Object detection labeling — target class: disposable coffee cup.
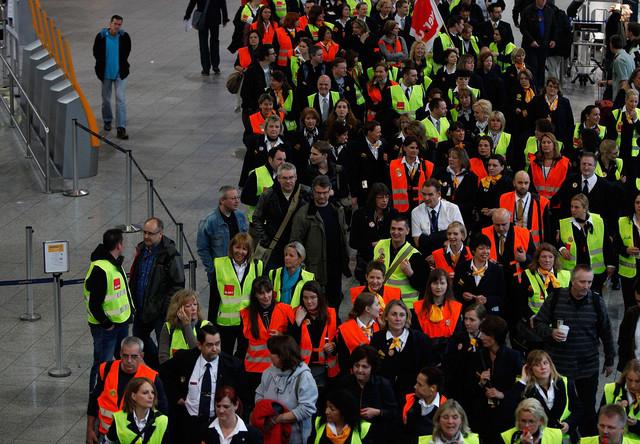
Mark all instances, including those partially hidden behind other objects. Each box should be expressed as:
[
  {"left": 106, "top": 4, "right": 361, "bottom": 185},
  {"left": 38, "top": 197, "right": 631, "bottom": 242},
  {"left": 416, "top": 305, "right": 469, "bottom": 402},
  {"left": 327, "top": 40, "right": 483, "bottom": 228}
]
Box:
[{"left": 558, "top": 324, "right": 570, "bottom": 341}]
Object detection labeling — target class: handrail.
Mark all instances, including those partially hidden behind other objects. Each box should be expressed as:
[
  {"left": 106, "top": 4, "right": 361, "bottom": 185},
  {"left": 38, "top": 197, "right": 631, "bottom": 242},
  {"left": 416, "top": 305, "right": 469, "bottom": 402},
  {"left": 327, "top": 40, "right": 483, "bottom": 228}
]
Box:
[{"left": 73, "top": 121, "right": 197, "bottom": 262}]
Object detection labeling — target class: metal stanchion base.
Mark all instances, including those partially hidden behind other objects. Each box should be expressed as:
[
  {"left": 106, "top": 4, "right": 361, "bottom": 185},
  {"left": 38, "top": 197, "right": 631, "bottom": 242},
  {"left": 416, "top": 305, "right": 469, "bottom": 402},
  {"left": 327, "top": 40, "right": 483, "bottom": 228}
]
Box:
[
  {"left": 63, "top": 189, "right": 89, "bottom": 197},
  {"left": 48, "top": 367, "right": 71, "bottom": 377},
  {"left": 20, "top": 312, "right": 41, "bottom": 321},
  {"left": 117, "top": 224, "right": 141, "bottom": 233}
]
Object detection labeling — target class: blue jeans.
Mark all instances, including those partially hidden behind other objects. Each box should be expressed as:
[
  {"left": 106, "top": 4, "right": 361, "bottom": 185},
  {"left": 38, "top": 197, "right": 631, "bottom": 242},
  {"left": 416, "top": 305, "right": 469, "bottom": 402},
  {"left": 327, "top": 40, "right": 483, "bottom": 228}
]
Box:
[
  {"left": 89, "top": 323, "right": 129, "bottom": 391},
  {"left": 101, "top": 76, "right": 127, "bottom": 128}
]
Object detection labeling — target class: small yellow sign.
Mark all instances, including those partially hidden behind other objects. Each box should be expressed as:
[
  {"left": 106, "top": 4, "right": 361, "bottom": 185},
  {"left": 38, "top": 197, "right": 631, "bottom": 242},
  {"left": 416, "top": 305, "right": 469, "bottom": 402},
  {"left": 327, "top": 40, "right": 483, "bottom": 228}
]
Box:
[{"left": 48, "top": 244, "right": 64, "bottom": 253}]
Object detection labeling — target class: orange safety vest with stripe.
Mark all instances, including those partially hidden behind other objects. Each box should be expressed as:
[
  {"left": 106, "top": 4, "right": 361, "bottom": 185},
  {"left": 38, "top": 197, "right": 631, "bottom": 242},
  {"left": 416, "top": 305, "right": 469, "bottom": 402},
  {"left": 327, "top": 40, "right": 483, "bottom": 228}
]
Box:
[
  {"left": 529, "top": 157, "right": 570, "bottom": 201},
  {"left": 412, "top": 299, "right": 461, "bottom": 338},
  {"left": 299, "top": 307, "right": 339, "bottom": 377},
  {"left": 238, "top": 47, "right": 253, "bottom": 69},
  {"left": 240, "top": 303, "right": 293, "bottom": 372},
  {"left": 337, "top": 318, "right": 380, "bottom": 353},
  {"left": 469, "top": 158, "right": 488, "bottom": 183},
  {"left": 249, "top": 110, "right": 285, "bottom": 135},
  {"left": 250, "top": 21, "right": 277, "bottom": 44},
  {"left": 349, "top": 285, "right": 401, "bottom": 305},
  {"left": 378, "top": 37, "right": 404, "bottom": 67},
  {"left": 389, "top": 158, "right": 434, "bottom": 213},
  {"left": 432, "top": 246, "right": 472, "bottom": 278},
  {"left": 275, "top": 28, "right": 294, "bottom": 67},
  {"left": 499, "top": 191, "right": 550, "bottom": 247},
  {"left": 97, "top": 360, "right": 158, "bottom": 435},
  {"left": 402, "top": 393, "right": 447, "bottom": 424},
  {"left": 317, "top": 41, "right": 340, "bottom": 63},
  {"left": 481, "top": 225, "right": 531, "bottom": 283}
]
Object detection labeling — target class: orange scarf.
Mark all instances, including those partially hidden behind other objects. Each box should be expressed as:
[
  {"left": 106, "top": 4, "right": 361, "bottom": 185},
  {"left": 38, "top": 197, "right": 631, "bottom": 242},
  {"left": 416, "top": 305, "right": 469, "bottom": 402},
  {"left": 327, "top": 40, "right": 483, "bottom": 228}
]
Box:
[
  {"left": 326, "top": 424, "right": 352, "bottom": 444},
  {"left": 524, "top": 88, "right": 535, "bottom": 103},
  {"left": 480, "top": 174, "right": 502, "bottom": 189},
  {"left": 545, "top": 95, "right": 558, "bottom": 111},
  {"left": 538, "top": 268, "right": 561, "bottom": 289},
  {"left": 429, "top": 304, "right": 444, "bottom": 323}
]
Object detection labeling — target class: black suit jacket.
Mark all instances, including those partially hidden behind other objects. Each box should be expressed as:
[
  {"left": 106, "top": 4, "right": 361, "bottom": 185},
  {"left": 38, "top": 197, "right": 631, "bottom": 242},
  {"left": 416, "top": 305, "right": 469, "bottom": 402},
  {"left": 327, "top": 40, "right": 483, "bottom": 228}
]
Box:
[
  {"left": 185, "top": 0, "right": 229, "bottom": 25},
  {"left": 453, "top": 259, "right": 506, "bottom": 316},
  {"left": 348, "top": 137, "right": 391, "bottom": 204},
  {"left": 529, "top": 94, "right": 574, "bottom": 150},
  {"left": 520, "top": 3, "right": 557, "bottom": 47},
  {"left": 551, "top": 174, "right": 614, "bottom": 227},
  {"left": 478, "top": 20, "right": 514, "bottom": 47},
  {"left": 161, "top": 348, "right": 248, "bottom": 415},
  {"left": 617, "top": 306, "right": 640, "bottom": 371}
]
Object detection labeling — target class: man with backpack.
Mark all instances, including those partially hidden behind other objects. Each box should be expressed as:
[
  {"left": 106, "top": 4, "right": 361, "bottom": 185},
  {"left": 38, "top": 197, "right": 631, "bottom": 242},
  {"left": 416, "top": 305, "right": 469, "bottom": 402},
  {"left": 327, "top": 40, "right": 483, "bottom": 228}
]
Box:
[{"left": 534, "top": 264, "right": 615, "bottom": 438}]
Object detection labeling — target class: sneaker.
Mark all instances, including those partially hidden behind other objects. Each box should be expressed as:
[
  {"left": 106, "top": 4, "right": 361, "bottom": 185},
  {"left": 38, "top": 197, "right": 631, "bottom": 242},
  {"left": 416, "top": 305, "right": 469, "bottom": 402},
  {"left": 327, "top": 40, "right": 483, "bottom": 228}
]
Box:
[
  {"left": 116, "top": 127, "right": 129, "bottom": 140},
  {"left": 104, "top": 122, "right": 112, "bottom": 131}
]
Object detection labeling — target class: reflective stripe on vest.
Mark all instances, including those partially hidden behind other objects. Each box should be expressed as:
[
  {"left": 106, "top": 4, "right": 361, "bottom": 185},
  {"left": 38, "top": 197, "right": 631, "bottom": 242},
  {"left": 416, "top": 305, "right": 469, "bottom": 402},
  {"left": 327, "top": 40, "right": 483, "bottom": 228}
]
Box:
[
  {"left": 113, "top": 410, "right": 168, "bottom": 444},
  {"left": 83, "top": 260, "right": 132, "bottom": 325},
  {"left": 374, "top": 239, "right": 419, "bottom": 308},
  {"left": 164, "top": 320, "right": 210, "bottom": 359},
  {"left": 276, "top": 28, "right": 293, "bottom": 65},
  {"left": 558, "top": 213, "right": 606, "bottom": 273},
  {"left": 618, "top": 217, "right": 638, "bottom": 278},
  {"left": 246, "top": 165, "right": 274, "bottom": 221},
  {"left": 412, "top": 299, "right": 462, "bottom": 338},
  {"left": 97, "top": 361, "right": 158, "bottom": 434},
  {"left": 389, "top": 84, "right": 424, "bottom": 119},
  {"left": 595, "top": 158, "right": 623, "bottom": 180},
  {"left": 613, "top": 108, "right": 640, "bottom": 157},
  {"left": 270, "top": 267, "right": 315, "bottom": 307},
  {"left": 499, "top": 191, "right": 548, "bottom": 246},
  {"left": 524, "top": 269, "right": 570, "bottom": 314},
  {"left": 238, "top": 47, "right": 252, "bottom": 69},
  {"left": 215, "top": 257, "right": 263, "bottom": 326},
  {"left": 389, "top": 158, "right": 432, "bottom": 212},
  {"left": 240, "top": 303, "right": 292, "bottom": 372},
  {"left": 273, "top": 0, "right": 287, "bottom": 18},
  {"left": 529, "top": 157, "right": 570, "bottom": 200},
  {"left": 299, "top": 308, "right": 339, "bottom": 377},
  {"left": 481, "top": 225, "right": 530, "bottom": 282}
]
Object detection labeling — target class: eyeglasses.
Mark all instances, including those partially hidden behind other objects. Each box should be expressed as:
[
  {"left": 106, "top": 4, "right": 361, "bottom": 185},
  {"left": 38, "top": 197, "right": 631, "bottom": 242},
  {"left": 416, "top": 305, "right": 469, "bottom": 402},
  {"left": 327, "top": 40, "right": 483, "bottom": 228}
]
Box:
[
  {"left": 143, "top": 230, "right": 161, "bottom": 236},
  {"left": 121, "top": 353, "right": 141, "bottom": 361}
]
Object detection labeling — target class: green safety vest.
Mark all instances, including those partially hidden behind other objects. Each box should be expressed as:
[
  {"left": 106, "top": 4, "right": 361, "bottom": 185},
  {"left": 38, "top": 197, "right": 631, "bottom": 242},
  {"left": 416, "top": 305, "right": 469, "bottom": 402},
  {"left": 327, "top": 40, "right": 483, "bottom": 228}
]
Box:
[
  {"left": 307, "top": 22, "right": 334, "bottom": 41},
  {"left": 308, "top": 91, "right": 341, "bottom": 108},
  {"left": 501, "top": 427, "right": 563, "bottom": 444},
  {"left": 283, "top": 90, "right": 297, "bottom": 131},
  {"left": 214, "top": 257, "right": 263, "bottom": 326},
  {"left": 420, "top": 433, "right": 480, "bottom": 444},
  {"left": 489, "top": 42, "right": 517, "bottom": 72},
  {"left": 112, "top": 410, "right": 168, "bottom": 444},
  {"left": 421, "top": 115, "right": 450, "bottom": 143},
  {"left": 447, "top": 87, "right": 480, "bottom": 107},
  {"left": 603, "top": 383, "right": 640, "bottom": 440},
  {"left": 247, "top": 165, "right": 274, "bottom": 222},
  {"left": 390, "top": 84, "right": 424, "bottom": 119},
  {"left": 163, "top": 319, "right": 210, "bottom": 359},
  {"left": 581, "top": 437, "right": 640, "bottom": 444},
  {"left": 346, "top": 0, "right": 371, "bottom": 15},
  {"left": 595, "top": 158, "right": 623, "bottom": 180},
  {"left": 524, "top": 137, "right": 564, "bottom": 168},
  {"left": 612, "top": 108, "right": 640, "bottom": 157},
  {"left": 618, "top": 217, "right": 639, "bottom": 278},
  {"left": 432, "top": 33, "right": 455, "bottom": 72},
  {"left": 291, "top": 56, "right": 301, "bottom": 86},
  {"left": 494, "top": 132, "right": 511, "bottom": 157},
  {"left": 374, "top": 239, "right": 419, "bottom": 308},
  {"left": 462, "top": 36, "right": 481, "bottom": 57},
  {"left": 524, "top": 269, "right": 571, "bottom": 314},
  {"left": 573, "top": 123, "right": 606, "bottom": 149},
  {"left": 558, "top": 214, "right": 606, "bottom": 273},
  {"left": 269, "top": 267, "right": 315, "bottom": 307},
  {"left": 84, "top": 259, "right": 133, "bottom": 325},
  {"left": 314, "top": 418, "right": 371, "bottom": 444},
  {"left": 366, "top": 66, "right": 399, "bottom": 82},
  {"left": 272, "top": 0, "right": 287, "bottom": 18}
]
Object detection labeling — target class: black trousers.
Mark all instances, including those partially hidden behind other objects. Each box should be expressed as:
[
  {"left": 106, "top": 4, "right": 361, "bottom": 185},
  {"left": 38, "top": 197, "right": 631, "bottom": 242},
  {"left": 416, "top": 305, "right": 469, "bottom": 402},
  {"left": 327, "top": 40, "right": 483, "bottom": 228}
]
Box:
[
  {"left": 527, "top": 46, "right": 548, "bottom": 89},
  {"left": 621, "top": 275, "right": 638, "bottom": 312},
  {"left": 218, "top": 324, "right": 242, "bottom": 356},
  {"left": 574, "top": 373, "right": 599, "bottom": 437},
  {"left": 198, "top": 23, "right": 220, "bottom": 72},
  {"left": 176, "top": 409, "right": 211, "bottom": 444}
]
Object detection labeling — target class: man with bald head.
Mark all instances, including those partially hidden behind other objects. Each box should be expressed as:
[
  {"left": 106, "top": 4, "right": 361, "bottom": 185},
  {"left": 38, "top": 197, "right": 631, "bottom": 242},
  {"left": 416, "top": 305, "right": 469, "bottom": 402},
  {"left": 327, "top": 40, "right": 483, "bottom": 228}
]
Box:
[
  {"left": 499, "top": 170, "right": 551, "bottom": 247},
  {"left": 482, "top": 207, "right": 536, "bottom": 326},
  {"left": 307, "top": 74, "right": 340, "bottom": 125}
]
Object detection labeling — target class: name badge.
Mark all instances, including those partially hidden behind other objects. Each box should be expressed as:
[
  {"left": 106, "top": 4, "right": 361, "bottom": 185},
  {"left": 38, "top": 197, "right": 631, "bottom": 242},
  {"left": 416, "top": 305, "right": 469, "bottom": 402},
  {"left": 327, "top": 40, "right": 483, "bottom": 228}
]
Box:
[
  {"left": 224, "top": 285, "right": 234, "bottom": 296},
  {"left": 113, "top": 278, "right": 121, "bottom": 290},
  {"left": 362, "top": 180, "right": 368, "bottom": 189},
  {"left": 397, "top": 101, "right": 405, "bottom": 110}
]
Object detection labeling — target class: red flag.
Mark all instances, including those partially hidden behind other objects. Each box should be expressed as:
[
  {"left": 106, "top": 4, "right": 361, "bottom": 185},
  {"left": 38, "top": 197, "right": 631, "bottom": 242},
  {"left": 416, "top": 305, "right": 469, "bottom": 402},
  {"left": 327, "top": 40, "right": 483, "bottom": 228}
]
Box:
[{"left": 410, "top": 0, "right": 445, "bottom": 51}]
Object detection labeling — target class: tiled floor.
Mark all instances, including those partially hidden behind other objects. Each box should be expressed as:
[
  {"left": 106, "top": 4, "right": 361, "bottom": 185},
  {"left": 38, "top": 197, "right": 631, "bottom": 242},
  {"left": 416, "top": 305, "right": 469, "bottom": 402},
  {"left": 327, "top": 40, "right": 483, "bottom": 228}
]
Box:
[{"left": 0, "top": 0, "right": 618, "bottom": 442}]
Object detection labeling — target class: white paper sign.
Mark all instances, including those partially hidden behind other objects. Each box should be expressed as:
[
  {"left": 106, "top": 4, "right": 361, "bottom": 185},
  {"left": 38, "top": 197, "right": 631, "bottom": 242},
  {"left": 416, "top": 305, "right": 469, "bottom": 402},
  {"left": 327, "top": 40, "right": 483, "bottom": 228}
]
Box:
[{"left": 43, "top": 240, "right": 69, "bottom": 273}]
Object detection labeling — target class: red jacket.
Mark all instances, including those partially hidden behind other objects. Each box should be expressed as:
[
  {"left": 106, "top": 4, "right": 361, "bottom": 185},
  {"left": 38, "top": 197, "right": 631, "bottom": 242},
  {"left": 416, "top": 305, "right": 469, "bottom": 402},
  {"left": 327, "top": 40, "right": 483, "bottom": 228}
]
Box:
[{"left": 251, "top": 400, "right": 292, "bottom": 444}]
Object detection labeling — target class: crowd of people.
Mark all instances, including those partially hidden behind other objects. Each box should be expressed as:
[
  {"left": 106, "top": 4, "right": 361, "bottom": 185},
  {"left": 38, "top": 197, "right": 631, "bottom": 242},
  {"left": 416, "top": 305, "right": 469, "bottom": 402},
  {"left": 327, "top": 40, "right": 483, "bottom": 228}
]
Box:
[{"left": 83, "top": 0, "right": 640, "bottom": 442}]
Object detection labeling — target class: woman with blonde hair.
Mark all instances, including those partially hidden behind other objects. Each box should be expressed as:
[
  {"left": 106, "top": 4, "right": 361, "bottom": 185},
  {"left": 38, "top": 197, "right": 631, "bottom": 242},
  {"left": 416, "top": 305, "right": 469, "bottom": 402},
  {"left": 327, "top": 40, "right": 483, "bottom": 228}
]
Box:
[
  {"left": 158, "top": 289, "right": 210, "bottom": 364},
  {"left": 501, "top": 398, "right": 563, "bottom": 444},
  {"left": 514, "top": 350, "right": 581, "bottom": 441},
  {"left": 418, "top": 399, "right": 479, "bottom": 444},
  {"left": 409, "top": 40, "right": 435, "bottom": 90}
]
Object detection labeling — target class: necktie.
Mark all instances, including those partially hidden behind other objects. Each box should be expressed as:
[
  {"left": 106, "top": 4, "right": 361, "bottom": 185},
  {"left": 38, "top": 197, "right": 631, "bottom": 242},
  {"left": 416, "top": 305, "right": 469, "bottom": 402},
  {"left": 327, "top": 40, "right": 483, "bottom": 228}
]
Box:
[
  {"left": 582, "top": 179, "right": 589, "bottom": 194},
  {"left": 435, "top": 119, "right": 440, "bottom": 132},
  {"left": 321, "top": 97, "right": 329, "bottom": 122},
  {"left": 516, "top": 199, "right": 524, "bottom": 226},
  {"left": 405, "top": 87, "right": 411, "bottom": 100},
  {"left": 199, "top": 363, "right": 212, "bottom": 417},
  {"left": 389, "top": 337, "right": 402, "bottom": 352},
  {"left": 498, "top": 235, "right": 505, "bottom": 256},
  {"left": 430, "top": 209, "right": 438, "bottom": 232}
]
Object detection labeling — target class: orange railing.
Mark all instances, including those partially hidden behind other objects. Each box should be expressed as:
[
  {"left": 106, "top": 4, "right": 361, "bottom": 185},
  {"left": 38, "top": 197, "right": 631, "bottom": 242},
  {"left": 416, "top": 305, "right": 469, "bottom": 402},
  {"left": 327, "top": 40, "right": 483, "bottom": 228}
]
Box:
[{"left": 27, "top": 0, "right": 99, "bottom": 147}]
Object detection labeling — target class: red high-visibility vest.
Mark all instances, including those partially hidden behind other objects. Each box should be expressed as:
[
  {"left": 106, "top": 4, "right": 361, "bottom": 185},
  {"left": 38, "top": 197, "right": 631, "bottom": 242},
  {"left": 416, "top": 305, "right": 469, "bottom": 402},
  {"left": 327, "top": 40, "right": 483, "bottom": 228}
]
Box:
[
  {"left": 469, "top": 158, "right": 488, "bottom": 183},
  {"left": 240, "top": 303, "right": 293, "bottom": 372},
  {"left": 337, "top": 318, "right": 379, "bottom": 353},
  {"left": 389, "top": 158, "right": 434, "bottom": 213},
  {"left": 432, "top": 246, "right": 472, "bottom": 277},
  {"left": 412, "top": 299, "right": 462, "bottom": 338},
  {"left": 275, "top": 28, "right": 294, "bottom": 67},
  {"left": 298, "top": 307, "right": 339, "bottom": 377},
  {"left": 529, "top": 157, "right": 570, "bottom": 200},
  {"left": 378, "top": 37, "right": 403, "bottom": 67},
  {"left": 499, "top": 191, "right": 550, "bottom": 247},
  {"left": 481, "top": 225, "right": 531, "bottom": 282},
  {"left": 249, "top": 111, "right": 285, "bottom": 134},
  {"left": 316, "top": 41, "right": 340, "bottom": 63},
  {"left": 349, "top": 285, "right": 401, "bottom": 304},
  {"left": 238, "top": 47, "right": 253, "bottom": 69}
]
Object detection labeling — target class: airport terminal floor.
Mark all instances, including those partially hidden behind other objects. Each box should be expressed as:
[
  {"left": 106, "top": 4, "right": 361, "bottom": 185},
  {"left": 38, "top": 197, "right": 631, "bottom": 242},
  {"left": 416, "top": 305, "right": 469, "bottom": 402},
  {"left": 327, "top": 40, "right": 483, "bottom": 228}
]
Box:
[{"left": 0, "top": 0, "right": 622, "bottom": 442}]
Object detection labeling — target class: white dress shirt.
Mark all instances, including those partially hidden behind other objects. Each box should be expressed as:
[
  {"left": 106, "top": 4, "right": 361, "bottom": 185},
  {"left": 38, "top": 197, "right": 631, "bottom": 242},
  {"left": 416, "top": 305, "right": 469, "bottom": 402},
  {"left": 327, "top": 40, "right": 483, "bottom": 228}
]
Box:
[
  {"left": 471, "top": 260, "right": 488, "bottom": 286},
  {"left": 210, "top": 415, "right": 249, "bottom": 444},
  {"left": 419, "top": 392, "right": 441, "bottom": 416},
  {"left": 386, "top": 328, "right": 409, "bottom": 352},
  {"left": 233, "top": 260, "right": 248, "bottom": 283},
  {"left": 581, "top": 174, "right": 597, "bottom": 193},
  {"left": 411, "top": 199, "right": 464, "bottom": 237},
  {"left": 513, "top": 192, "right": 531, "bottom": 227},
  {"left": 186, "top": 354, "right": 219, "bottom": 417},
  {"left": 535, "top": 380, "right": 556, "bottom": 410}
]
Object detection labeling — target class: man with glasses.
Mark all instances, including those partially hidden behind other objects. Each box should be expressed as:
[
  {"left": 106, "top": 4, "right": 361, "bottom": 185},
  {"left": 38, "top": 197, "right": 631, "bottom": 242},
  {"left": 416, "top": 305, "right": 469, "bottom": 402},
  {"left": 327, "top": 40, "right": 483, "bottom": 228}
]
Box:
[
  {"left": 197, "top": 186, "right": 249, "bottom": 283},
  {"left": 129, "top": 217, "right": 185, "bottom": 369},
  {"left": 86, "top": 336, "right": 168, "bottom": 444}
]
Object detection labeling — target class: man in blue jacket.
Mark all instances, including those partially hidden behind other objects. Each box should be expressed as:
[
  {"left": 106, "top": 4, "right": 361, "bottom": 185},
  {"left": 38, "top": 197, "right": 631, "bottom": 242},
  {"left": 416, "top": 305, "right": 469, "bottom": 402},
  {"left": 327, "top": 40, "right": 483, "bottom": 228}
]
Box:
[{"left": 93, "top": 15, "right": 131, "bottom": 140}]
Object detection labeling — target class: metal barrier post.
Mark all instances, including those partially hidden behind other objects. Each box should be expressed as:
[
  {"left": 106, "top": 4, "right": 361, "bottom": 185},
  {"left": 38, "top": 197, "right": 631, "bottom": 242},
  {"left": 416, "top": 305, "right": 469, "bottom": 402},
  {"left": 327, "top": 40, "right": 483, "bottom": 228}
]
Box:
[
  {"left": 44, "top": 130, "right": 51, "bottom": 193},
  {"left": 48, "top": 273, "right": 71, "bottom": 377},
  {"left": 176, "top": 223, "right": 184, "bottom": 257},
  {"left": 117, "top": 150, "right": 140, "bottom": 233},
  {"left": 20, "top": 226, "right": 41, "bottom": 321},
  {"left": 63, "top": 119, "right": 89, "bottom": 197},
  {"left": 25, "top": 106, "right": 32, "bottom": 152},
  {"left": 189, "top": 260, "right": 197, "bottom": 291},
  {"left": 146, "top": 179, "right": 154, "bottom": 219},
  {"left": 8, "top": 71, "right": 14, "bottom": 127}
]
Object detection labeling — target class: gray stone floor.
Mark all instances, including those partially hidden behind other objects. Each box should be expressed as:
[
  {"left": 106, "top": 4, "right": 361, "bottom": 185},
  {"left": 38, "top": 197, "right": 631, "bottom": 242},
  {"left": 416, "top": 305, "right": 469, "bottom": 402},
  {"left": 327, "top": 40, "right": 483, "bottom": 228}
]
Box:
[{"left": 0, "top": 0, "right": 620, "bottom": 442}]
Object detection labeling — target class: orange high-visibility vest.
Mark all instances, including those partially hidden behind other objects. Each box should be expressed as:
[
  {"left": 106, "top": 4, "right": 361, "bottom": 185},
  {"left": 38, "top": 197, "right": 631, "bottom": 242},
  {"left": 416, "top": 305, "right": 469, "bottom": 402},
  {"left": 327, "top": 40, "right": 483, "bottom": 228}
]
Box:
[
  {"left": 317, "top": 41, "right": 340, "bottom": 63},
  {"left": 469, "top": 158, "right": 488, "bottom": 183},
  {"left": 97, "top": 360, "right": 158, "bottom": 435},
  {"left": 432, "top": 246, "right": 472, "bottom": 277},
  {"left": 337, "top": 318, "right": 379, "bottom": 353},
  {"left": 275, "top": 28, "right": 294, "bottom": 67},
  {"left": 412, "top": 299, "right": 462, "bottom": 338},
  {"left": 389, "top": 158, "right": 434, "bottom": 213},
  {"left": 250, "top": 20, "right": 277, "bottom": 44},
  {"left": 238, "top": 47, "right": 253, "bottom": 69},
  {"left": 499, "top": 192, "right": 550, "bottom": 247},
  {"left": 249, "top": 111, "right": 285, "bottom": 134},
  {"left": 349, "top": 285, "right": 401, "bottom": 304},
  {"left": 481, "top": 225, "right": 531, "bottom": 283},
  {"left": 240, "top": 303, "right": 293, "bottom": 372},
  {"left": 378, "top": 37, "right": 403, "bottom": 67},
  {"left": 529, "top": 157, "right": 570, "bottom": 200},
  {"left": 299, "top": 307, "right": 339, "bottom": 377}
]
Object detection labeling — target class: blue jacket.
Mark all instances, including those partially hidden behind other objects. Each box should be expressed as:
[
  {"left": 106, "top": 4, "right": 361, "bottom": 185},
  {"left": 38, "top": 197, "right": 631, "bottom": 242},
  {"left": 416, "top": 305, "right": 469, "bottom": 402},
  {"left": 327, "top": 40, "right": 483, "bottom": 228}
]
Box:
[{"left": 197, "top": 208, "right": 248, "bottom": 280}]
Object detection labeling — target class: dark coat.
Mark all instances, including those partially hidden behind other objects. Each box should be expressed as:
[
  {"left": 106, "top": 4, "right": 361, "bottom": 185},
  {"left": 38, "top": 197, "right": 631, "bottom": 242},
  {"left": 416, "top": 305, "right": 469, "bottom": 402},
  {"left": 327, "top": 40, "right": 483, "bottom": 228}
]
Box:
[
  {"left": 617, "top": 305, "right": 640, "bottom": 371},
  {"left": 93, "top": 29, "right": 131, "bottom": 81},
  {"left": 529, "top": 94, "right": 574, "bottom": 151},
  {"left": 184, "top": 0, "right": 229, "bottom": 25},
  {"left": 240, "top": 62, "right": 271, "bottom": 114},
  {"left": 433, "top": 168, "right": 478, "bottom": 225},
  {"left": 551, "top": 174, "right": 615, "bottom": 227},
  {"left": 203, "top": 422, "right": 263, "bottom": 443},
  {"left": 478, "top": 20, "right": 514, "bottom": 47},
  {"left": 520, "top": 3, "right": 557, "bottom": 48},
  {"left": 347, "top": 137, "right": 391, "bottom": 204},
  {"left": 453, "top": 258, "right": 506, "bottom": 316},
  {"left": 129, "top": 236, "right": 185, "bottom": 324}
]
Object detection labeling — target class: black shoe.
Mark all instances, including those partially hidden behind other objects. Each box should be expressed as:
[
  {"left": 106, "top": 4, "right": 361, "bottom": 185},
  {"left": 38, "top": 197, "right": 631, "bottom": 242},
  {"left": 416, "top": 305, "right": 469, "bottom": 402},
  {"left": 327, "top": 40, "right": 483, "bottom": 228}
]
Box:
[
  {"left": 213, "top": 68, "right": 221, "bottom": 75},
  {"left": 117, "top": 127, "right": 129, "bottom": 140},
  {"left": 104, "top": 122, "right": 112, "bottom": 131},
  {"left": 201, "top": 70, "right": 210, "bottom": 76}
]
